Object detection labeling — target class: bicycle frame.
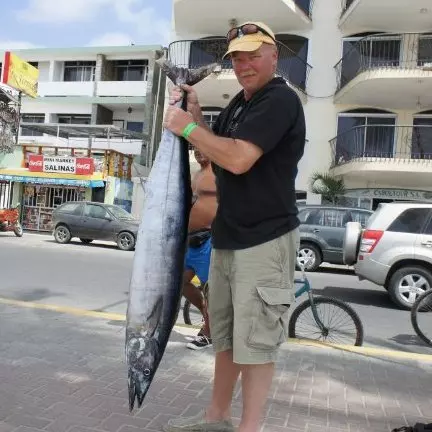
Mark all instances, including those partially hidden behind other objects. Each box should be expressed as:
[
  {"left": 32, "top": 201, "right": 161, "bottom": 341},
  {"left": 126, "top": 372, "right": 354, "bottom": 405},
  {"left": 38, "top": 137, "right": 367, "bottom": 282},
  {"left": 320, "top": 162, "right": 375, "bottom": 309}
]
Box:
[{"left": 295, "top": 259, "right": 327, "bottom": 333}]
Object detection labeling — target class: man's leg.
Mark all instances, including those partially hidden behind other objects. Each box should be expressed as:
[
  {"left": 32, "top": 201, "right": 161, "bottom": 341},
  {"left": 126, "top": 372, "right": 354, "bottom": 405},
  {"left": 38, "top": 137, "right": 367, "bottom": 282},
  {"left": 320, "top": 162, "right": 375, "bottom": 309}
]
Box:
[
  {"left": 183, "top": 269, "right": 205, "bottom": 313},
  {"left": 232, "top": 229, "right": 299, "bottom": 432},
  {"left": 164, "top": 248, "right": 237, "bottom": 432}
]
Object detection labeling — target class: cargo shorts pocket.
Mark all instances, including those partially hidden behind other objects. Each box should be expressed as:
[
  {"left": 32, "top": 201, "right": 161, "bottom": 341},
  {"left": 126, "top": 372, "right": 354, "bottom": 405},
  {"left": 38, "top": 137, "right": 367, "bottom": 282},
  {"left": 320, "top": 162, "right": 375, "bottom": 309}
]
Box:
[{"left": 247, "top": 285, "right": 292, "bottom": 350}]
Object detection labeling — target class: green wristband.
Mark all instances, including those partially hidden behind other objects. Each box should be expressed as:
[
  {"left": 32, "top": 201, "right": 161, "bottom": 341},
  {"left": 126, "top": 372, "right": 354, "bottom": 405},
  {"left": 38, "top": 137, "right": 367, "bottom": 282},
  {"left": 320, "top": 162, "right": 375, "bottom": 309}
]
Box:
[{"left": 182, "top": 122, "right": 198, "bottom": 139}]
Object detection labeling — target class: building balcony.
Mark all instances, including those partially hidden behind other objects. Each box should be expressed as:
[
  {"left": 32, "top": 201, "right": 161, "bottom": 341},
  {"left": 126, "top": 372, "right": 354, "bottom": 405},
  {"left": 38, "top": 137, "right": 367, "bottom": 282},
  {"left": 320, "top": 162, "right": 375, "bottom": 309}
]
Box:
[
  {"left": 340, "top": 0, "right": 432, "bottom": 34},
  {"left": 329, "top": 124, "right": 432, "bottom": 188},
  {"left": 334, "top": 33, "right": 432, "bottom": 109},
  {"left": 173, "top": 0, "right": 313, "bottom": 36},
  {"left": 38, "top": 81, "right": 95, "bottom": 97},
  {"left": 167, "top": 37, "right": 312, "bottom": 106},
  {"left": 96, "top": 81, "right": 147, "bottom": 97}
]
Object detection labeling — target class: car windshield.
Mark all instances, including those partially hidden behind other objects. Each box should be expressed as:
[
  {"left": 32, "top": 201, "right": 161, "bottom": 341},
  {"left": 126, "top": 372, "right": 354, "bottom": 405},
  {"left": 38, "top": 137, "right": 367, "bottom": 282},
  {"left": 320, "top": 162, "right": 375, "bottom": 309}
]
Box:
[{"left": 106, "top": 205, "right": 137, "bottom": 221}]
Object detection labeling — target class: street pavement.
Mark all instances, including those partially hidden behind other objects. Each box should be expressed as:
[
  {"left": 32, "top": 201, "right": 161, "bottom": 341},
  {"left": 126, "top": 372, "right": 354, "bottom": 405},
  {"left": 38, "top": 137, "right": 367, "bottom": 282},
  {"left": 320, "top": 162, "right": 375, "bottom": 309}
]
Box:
[
  {"left": 0, "top": 299, "right": 431, "bottom": 432},
  {"left": 0, "top": 232, "right": 431, "bottom": 354},
  {"left": 1, "top": 232, "right": 432, "bottom": 432}
]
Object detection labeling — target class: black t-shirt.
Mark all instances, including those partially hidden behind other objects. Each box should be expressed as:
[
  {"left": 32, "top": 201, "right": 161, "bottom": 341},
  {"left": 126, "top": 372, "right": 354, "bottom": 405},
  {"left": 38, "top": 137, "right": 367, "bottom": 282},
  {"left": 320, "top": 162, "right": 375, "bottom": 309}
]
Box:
[{"left": 210, "top": 77, "right": 306, "bottom": 250}]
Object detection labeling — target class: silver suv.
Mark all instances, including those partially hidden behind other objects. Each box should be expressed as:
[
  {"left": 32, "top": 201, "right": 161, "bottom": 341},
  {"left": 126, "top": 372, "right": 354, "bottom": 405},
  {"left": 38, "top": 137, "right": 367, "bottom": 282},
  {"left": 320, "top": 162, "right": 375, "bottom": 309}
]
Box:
[{"left": 344, "top": 202, "right": 432, "bottom": 309}]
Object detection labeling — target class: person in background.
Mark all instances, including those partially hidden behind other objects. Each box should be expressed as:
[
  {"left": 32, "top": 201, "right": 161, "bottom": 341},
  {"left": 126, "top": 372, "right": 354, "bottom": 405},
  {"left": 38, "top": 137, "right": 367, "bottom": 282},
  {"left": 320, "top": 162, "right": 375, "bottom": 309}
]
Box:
[{"left": 183, "top": 147, "right": 217, "bottom": 350}]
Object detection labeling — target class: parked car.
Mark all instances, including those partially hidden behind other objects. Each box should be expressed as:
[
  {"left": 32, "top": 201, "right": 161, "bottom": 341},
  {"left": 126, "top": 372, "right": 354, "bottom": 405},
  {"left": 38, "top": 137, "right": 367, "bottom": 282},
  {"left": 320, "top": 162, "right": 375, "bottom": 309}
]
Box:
[
  {"left": 52, "top": 201, "right": 139, "bottom": 251},
  {"left": 297, "top": 205, "right": 373, "bottom": 271},
  {"left": 344, "top": 202, "right": 432, "bottom": 309}
]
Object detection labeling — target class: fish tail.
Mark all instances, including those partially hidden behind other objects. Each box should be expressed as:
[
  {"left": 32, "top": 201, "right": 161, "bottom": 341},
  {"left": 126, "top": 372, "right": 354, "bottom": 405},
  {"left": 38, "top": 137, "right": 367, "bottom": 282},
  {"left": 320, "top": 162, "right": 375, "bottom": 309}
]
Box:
[{"left": 156, "top": 57, "right": 218, "bottom": 86}]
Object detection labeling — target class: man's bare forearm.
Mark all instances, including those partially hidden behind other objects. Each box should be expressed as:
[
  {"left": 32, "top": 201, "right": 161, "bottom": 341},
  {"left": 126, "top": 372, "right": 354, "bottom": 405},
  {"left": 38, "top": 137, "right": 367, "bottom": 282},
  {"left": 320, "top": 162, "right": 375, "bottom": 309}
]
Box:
[{"left": 187, "top": 126, "right": 252, "bottom": 174}]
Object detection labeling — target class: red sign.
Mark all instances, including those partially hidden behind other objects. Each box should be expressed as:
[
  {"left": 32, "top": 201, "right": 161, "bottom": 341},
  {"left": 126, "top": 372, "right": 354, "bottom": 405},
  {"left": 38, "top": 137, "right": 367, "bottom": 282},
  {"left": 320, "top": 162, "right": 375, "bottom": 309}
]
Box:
[{"left": 28, "top": 155, "right": 94, "bottom": 175}]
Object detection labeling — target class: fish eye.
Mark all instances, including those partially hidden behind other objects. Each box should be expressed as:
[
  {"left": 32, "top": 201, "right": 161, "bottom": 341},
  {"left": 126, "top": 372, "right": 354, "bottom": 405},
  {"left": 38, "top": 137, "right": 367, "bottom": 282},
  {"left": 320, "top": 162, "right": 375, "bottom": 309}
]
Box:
[{"left": 144, "top": 368, "right": 151, "bottom": 376}]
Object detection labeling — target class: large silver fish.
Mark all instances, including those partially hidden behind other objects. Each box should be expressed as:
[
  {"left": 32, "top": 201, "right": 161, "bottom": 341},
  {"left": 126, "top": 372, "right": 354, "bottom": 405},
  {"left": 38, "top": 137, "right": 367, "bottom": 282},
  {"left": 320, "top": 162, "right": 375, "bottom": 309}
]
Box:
[{"left": 125, "top": 58, "right": 217, "bottom": 412}]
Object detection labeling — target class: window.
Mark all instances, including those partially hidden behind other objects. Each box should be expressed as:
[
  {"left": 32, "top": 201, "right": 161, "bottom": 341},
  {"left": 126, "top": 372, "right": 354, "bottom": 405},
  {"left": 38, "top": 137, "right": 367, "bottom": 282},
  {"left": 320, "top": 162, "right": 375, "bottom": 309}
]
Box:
[
  {"left": 316, "top": 209, "right": 346, "bottom": 228},
  {"left": 351, "top": 210, "right": 372, "bottom": 228},
  {"left": 298, "top": 208, "right": 318, "bottom": 224},
  {"left": 59, "top": 203, "right": 83, "bottom": 215},
  {"left": 21, "top": 114, "right": 45, "bottom": 136},
  {"left": 423, "top": 215, "right": 432, "bottom": 235},
  {"left": 126, "top": 121, "right": 144, "bottom": 133},
  {"left": 412, "top": 116, "right": 432, "bottom": 159},
  {"left": 57, "top": 115, "right": 91, "bottom": 125},
  {"left": 340, "top": 34, "right": 401, "bottom": 88},
  {"left": 64, "top": 61, "right": 96, "bottom": 82},
  {"left": 387, "top": 208, "right": 431, "bottom": 234},
  {"left": 84, "top": 204, "right": 110, "bottom": 219},
  {"left": 418, "top": 35, "right": 432, "bottom": 67},
  {"left": 114, "top": 60, "right": 149, "bottom": 81},
  {"left": 335, "top": 110, "right": 396, "bottom": 162}
]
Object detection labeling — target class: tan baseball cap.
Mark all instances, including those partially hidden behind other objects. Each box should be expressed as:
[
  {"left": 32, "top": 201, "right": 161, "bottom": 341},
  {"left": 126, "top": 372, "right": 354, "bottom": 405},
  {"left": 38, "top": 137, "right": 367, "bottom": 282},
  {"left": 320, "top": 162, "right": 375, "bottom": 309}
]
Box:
[{"left": 223, "top": 21, "right": 276, "bottom": 58}]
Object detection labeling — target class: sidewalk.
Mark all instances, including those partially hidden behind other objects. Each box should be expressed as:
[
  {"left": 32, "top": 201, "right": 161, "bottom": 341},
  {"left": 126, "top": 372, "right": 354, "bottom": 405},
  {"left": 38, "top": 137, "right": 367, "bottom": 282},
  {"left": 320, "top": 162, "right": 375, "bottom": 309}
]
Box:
[{"left": 0, "top": 302, "right": 431, "bottom": 432}]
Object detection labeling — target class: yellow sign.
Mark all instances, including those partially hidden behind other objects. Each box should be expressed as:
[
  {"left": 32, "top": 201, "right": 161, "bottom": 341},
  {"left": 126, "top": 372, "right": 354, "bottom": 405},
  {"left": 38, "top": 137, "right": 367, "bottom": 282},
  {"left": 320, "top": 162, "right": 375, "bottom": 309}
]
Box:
[{"left": 1, "top": 52, "right": 39, "bottom": 98}]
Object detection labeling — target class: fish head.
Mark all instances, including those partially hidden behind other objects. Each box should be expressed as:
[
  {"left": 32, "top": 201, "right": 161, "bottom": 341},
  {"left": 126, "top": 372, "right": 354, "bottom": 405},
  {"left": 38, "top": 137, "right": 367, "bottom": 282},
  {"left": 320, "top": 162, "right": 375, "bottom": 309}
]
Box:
[{"left": 126, "top": 332, "right": 161, "bottom": 409}]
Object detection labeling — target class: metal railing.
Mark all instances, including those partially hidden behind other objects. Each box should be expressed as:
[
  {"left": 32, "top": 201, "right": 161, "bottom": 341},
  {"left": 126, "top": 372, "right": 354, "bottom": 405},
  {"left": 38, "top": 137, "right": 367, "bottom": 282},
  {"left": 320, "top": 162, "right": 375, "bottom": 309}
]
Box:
[
  {"left": 329, "top": 124, "right": 432, "bottom": 168},
  {"left": 167, "top": 38, "right": 312, "bottom": 92},
  {"left": 334, "top": 33, "right": 432, "bottom": 91}
]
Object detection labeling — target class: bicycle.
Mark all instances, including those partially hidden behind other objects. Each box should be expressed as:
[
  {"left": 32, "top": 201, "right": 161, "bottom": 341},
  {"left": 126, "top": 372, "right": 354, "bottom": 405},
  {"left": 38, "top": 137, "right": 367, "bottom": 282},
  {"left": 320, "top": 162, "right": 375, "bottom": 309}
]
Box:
[
  {"left": 183, "top": 265, "right": 364, "bottom": 346},
  {"left": 410, "top": 289, "right": 432, "bottom": 347}
]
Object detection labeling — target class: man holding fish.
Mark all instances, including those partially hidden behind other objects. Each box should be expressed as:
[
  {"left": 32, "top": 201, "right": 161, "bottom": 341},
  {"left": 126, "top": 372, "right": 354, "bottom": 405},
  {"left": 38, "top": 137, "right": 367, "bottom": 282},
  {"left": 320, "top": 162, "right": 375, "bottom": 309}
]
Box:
[{"left": 163, "top": 21, "right": 306, "bottom": 432}]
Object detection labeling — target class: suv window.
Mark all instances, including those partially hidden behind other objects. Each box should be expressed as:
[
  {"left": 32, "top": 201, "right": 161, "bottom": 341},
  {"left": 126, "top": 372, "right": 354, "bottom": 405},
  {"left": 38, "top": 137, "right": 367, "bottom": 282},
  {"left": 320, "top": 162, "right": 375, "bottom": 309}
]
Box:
[
  {"left": 351, "top": 210, "right": 371, "bottom": 228},
  {"left": 387, "top": 208, "right": 431, "bottom": 234},
  {"left": 316, "top": 209, "right": 346, "bottom": 228},
  {"left": 298, "top": 208, "right": 318, "bottom": 224},
  {"left": 58, "top": 203, "right": 83, "bottom": 215},
  {"left": 422, "top": 215, "right": 432, "bottom": 235},
  {"left": 84, "top": 204, "right": 110, "bottom": 219}
]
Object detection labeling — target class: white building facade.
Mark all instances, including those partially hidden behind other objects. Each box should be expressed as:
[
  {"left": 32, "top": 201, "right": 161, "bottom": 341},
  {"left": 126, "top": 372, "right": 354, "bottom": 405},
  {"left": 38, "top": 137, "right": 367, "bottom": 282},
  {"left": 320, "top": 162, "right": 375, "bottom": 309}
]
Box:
[
  {"left": 0, "top": 44, "right": 166, "bottom": 228},
  {"left": 171, "top": 0, "right": 432, "bottom": 211}
]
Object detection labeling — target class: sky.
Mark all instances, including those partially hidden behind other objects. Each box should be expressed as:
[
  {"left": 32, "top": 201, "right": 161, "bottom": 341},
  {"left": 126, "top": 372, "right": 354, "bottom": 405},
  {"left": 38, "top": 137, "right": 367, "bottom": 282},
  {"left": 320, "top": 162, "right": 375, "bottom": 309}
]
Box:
[{"left": 0, "top": 0, "right": 173, "bottom": 50}]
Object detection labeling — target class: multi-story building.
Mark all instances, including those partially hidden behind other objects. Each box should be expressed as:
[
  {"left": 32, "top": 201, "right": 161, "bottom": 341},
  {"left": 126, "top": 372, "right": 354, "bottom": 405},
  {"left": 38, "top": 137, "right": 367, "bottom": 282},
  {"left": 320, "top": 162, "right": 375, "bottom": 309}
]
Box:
[
  {"left": 170, "top": 0, "right": 432, "bottom": 210},
  {"left": 0, "top": 44, "right": 166, "bottom": 230}
]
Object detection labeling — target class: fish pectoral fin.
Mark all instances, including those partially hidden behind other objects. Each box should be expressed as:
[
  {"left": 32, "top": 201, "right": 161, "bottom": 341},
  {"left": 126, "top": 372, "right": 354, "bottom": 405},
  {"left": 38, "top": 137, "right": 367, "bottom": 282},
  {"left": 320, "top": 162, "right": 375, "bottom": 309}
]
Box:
[{"left": 147, "top": 296, "right": 163, "bottom": 338}]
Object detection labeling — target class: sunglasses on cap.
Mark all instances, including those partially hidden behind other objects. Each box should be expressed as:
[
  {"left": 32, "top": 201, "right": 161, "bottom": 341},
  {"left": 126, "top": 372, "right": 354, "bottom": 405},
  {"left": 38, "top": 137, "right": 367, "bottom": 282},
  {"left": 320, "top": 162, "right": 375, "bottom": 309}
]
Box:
[{"left": 226, "top": 23, "right": 276, "bottom": 44}]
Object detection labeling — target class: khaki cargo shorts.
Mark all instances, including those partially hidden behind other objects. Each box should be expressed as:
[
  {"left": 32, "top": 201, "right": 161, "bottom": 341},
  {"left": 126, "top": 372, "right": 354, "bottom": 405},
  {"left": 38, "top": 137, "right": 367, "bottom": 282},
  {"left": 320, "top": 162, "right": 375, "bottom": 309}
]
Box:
[{"left": 208, "top": 228, "right": 300, "bottom": 364}]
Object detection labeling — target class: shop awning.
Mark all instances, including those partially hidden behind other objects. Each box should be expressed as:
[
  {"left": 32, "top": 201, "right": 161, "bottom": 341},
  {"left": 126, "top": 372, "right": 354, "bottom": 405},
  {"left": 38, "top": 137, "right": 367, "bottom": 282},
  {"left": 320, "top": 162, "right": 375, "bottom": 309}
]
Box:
[{"left": 0, "top": 169, "right": 105, "bottom": 188}]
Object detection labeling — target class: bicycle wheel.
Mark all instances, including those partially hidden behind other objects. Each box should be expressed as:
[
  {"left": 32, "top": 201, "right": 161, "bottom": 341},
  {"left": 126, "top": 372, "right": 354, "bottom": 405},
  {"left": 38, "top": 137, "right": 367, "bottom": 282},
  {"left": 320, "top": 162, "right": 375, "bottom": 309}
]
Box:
[
  {"left": 411, "top": 289, "right": 432, "bottom": 347},
  {"left": 288, "top": 297, "right": 364, "bottom": 346}
]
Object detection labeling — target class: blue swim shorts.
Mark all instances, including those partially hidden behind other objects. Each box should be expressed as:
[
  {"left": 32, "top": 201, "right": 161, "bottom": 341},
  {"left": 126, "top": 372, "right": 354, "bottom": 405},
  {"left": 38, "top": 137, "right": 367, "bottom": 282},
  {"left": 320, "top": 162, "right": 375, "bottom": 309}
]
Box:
[{"left": 185, "top": 237, "right": 212, "bottom": 284}]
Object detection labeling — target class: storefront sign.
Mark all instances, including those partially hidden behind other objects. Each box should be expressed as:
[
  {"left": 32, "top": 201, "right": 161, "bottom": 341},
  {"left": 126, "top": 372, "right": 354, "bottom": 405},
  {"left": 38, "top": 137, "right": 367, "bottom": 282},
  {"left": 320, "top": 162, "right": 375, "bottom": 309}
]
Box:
[
  {"left": 28, "top": 155, "right": 94, "bottom": 175},
  {"left": 346, "top": 188, "right": 432, "bottom": 201},
  {"left": 1, "top": 52, "right": 39, "bottom": 98}
]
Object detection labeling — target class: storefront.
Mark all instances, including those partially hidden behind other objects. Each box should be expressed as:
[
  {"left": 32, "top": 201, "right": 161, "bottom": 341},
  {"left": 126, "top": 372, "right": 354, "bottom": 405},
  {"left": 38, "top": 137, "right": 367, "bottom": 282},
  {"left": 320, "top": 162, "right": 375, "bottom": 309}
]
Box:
[
  {"left": 0, "top": 145, "right": 134, "bottom": 232},
  {"left": 343, "top": 188, "right": 432, "bottom": 210}
]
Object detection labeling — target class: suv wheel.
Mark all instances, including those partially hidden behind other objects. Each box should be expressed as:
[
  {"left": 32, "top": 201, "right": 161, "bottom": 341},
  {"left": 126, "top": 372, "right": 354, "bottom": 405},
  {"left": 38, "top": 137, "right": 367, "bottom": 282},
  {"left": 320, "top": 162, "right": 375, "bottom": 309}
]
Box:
[
  {"left": 388, "top": 266, "right": 432, "bottom": 309},
  {"left": 297, "top": 243, "right": 322, "bottom": 272}
]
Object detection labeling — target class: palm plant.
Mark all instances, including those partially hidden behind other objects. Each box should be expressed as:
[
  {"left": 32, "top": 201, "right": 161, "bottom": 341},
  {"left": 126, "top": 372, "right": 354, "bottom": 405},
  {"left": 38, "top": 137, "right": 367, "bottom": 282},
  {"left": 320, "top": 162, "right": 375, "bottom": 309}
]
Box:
[{"left": 310, "top": 172, "right": 346, "bottom": 205}]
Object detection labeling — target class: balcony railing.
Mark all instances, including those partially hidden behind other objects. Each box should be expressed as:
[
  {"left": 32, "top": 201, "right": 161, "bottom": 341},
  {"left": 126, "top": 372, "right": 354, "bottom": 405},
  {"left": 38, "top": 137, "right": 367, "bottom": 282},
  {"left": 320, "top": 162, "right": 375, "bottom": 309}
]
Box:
[
  {"left": 167, "top": 37, "right": 312, "bottom": 93},
  {"left": 335, "top": 33, "right": 432, "bottom": 91},
  {"left": 330, "top": 124, "right": 432, "bottom": 168}
]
